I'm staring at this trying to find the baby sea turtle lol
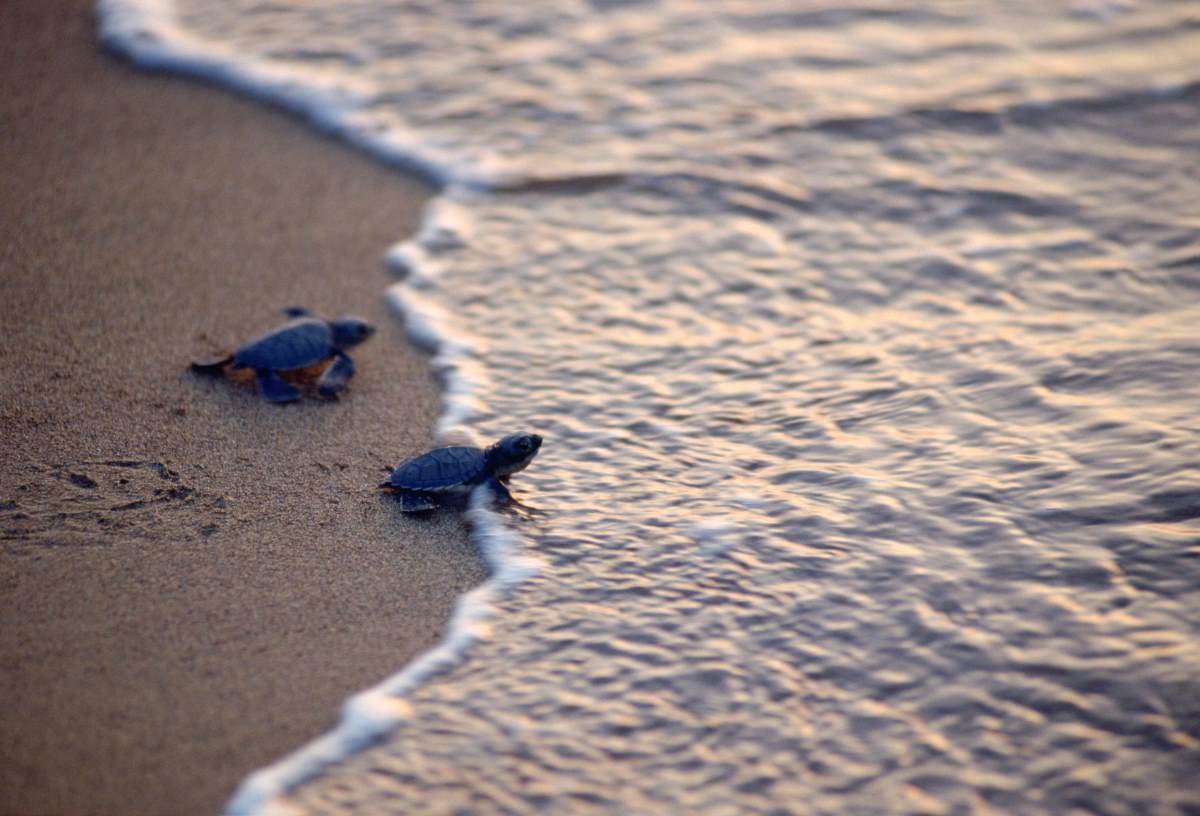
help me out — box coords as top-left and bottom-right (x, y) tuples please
(380, 433), (543, 512)
(191, 307), (375, 403)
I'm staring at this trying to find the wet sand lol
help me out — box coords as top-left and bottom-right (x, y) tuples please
(0, 2), (484, 814)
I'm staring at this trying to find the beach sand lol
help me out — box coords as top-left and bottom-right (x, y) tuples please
(0, 2), (484, 814)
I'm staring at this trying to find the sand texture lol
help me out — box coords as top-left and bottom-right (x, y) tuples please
(0, 2), (482, 814)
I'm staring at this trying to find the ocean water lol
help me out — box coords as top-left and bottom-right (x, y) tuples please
(98, 1), (1200, 813)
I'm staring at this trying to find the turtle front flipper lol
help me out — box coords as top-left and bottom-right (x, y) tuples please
(190, 352), (234, 374)
(483, 476), (512, 505)
(317, 351), (355, 398)
(281, 306), (314, 318)
(255, 369), (300, 403)
(400, 492), (438, 513)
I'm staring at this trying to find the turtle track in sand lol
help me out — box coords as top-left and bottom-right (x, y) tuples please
(0, 460), (230, 552)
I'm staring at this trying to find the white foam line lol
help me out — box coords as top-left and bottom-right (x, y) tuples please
(96, 1), (543, 812)
(383, 198), (494, 441)
(226, 494), (541, 816)
(96, 0), (503, 189)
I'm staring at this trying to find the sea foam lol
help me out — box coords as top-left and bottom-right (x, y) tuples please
(98, 2), (536, 813)
(226, 493), (540, 815)
(98, 1), (1200, 813)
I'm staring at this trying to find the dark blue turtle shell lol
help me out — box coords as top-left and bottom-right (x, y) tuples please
(232, 317), (333, 371)
(384, 446), (487, 492)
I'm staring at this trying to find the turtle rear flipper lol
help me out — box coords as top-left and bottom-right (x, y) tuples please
(255, 369), (300, 403)
(190, 352), (234, 374)
(318, 352), (355, 398)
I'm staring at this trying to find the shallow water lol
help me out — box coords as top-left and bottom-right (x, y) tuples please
(101, 1), (1200, 813)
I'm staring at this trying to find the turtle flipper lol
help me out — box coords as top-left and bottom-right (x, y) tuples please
(281, 306), (314, 318)
(484, 476), (512, 505)
(255, 369), (300, 403)
(318, 351), (355, 398)
(190, 352), (234, 374)
(400, 492), (438, 513)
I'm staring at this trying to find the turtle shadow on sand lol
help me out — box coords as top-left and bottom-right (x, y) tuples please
(378, 485), (546, 522)
(191, 307), (374, 403)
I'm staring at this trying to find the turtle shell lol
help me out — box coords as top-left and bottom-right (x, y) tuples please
(385, 446), (486, 492)
(233, 317), (333, 371)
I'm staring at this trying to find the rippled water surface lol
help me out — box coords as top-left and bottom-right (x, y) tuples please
(106, 1), (1200, 813)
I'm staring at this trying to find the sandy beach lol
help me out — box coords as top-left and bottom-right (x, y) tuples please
(0, 2), (483, 814)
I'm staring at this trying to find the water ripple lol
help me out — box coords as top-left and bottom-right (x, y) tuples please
(111, 0), (1200, 812)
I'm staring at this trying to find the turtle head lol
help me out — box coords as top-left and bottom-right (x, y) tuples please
(485, 433), (543, 477)
(330, 316), (376, 349)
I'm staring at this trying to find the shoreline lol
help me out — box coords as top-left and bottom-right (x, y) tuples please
(0, 2), (485, 815)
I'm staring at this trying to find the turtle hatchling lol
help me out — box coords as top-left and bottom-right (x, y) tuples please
(191, 307), (375, 403)
(380, 433), (543, 512)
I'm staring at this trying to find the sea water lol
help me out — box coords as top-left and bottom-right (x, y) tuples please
(98, 1), (1200, 813)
